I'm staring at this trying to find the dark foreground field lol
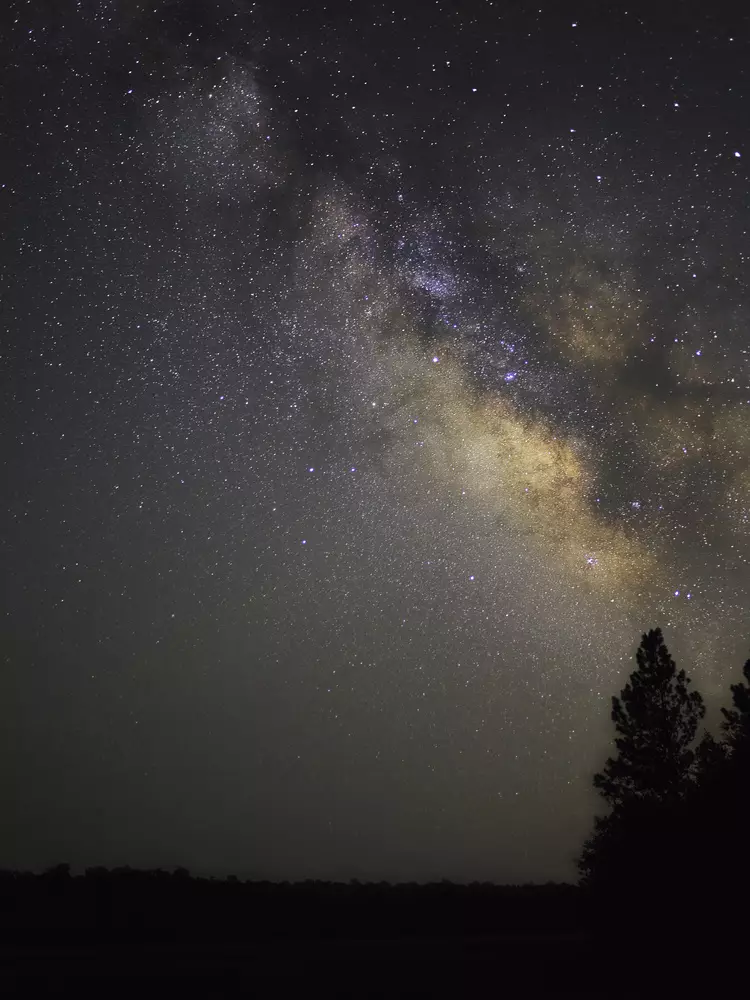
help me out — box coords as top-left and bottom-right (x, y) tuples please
(0, 871), (721, 995)
(2, 931), (613, 995)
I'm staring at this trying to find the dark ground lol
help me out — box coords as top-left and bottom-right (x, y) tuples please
(0, 872), (722, 995)
(2, 931), (617, 996)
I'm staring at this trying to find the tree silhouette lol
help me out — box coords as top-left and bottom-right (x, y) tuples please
(721, 654), (750, 751)
(579, 628), (705, 903)
(695, 652), (750, 906)
(693, 728), (729, 781)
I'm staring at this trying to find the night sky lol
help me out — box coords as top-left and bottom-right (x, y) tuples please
(3, 0), (749, 884)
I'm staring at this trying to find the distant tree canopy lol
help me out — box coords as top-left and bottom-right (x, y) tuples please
(0, 867), (583, 941)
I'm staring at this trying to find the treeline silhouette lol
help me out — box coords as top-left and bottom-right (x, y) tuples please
(3, 627), (749, 988)
(0, 867), (583, 942)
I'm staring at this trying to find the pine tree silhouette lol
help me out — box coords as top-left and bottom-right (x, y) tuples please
(579, 628), (705, 910)
(721, 655), (750, 750)
(710, 654), (750, 884)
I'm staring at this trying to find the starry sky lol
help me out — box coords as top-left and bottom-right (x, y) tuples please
(2, 0), (749, 883)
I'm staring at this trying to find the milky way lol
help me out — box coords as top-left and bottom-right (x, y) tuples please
(2, 1), (749, 882)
